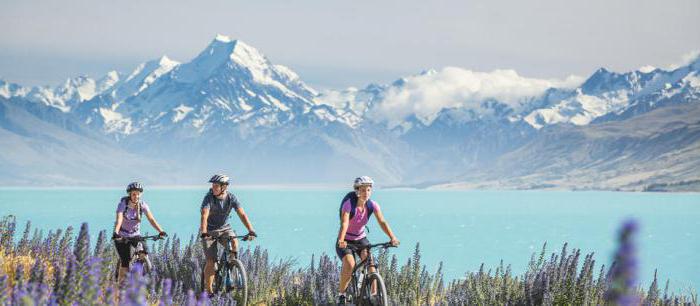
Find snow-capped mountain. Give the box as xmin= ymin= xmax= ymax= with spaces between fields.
xmin=523 ymin=57 xmax=700 ymax=128
xmin=0 ymin=73 xmax=120 ymax=113
xmin=87 ymin=35 xmax=349 ymax=139
xmin=1 ymin=35 xmax=698 ymax=189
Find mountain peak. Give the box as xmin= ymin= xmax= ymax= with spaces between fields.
xmin=174 ymin=37 xmax=273 ymax=84
xmin=214 ymin=34 xmax=233 ymax=43
xmin=158 ymin=55 xmax=178 ymax=67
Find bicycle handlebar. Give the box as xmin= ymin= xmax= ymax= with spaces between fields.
xmin=114 ymin=235 xmax=163 ymax=242
xmin=348 ymin=242 xmax=397 ymax=252
xmin=203 ymin=234 xmax=256 ymax=242
xmin=368 ymin=242 xmax=398 ymax=249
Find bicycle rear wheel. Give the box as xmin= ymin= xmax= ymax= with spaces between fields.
xmin=360 ymin=273 xmax=388 ymax=306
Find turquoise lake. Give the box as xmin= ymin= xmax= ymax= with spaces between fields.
xmin=1 ymin=188 xmax=698 ymax=292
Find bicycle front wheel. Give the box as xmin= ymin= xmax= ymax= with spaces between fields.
xmin=360 ymin=273 xmax=388 ymax=306
xmin=228 ymin=259 xmax=248 ymax=306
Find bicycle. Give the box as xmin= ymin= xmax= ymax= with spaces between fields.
xmin=345 ymin=242 xmax=397 ymax=306
xmin=202 ymin=233 xmax=253 ymax=305
xmin=113 ymin=234 xmax=163 ymax=276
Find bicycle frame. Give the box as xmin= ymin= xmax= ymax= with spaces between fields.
xmin=113 ymin=235 xmax=163 ymax=277
xmin=350 ymin=242 xmax=393 ymax=277
xmin=205 ymin=234 xmax=250 ymax=261
xmin=203 ymin=234 xmax=252 ymax=305
xmin=346 ymin=242 xmax=395 ymax=302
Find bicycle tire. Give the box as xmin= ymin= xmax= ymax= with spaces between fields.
xmin=359 ymin=273 xmax=388 ymax=306
xmin=346 ymin=273 xmax=361 ymax=305
xmin=213 ymin=259 xmax=225 ymax=293
xmin=229 ymin=259 xmax=248 ymax=306
xmin=133 ymin=258 xmax=150 ymax=276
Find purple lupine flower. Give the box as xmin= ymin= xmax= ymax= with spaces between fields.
xmin=160 ymin=278 xmax=173 ymax=306
xmin=74 ymin=222 xmax=91 ymax=264
xmin=186 ymin=289 xmax=196 ymax=306
xmin=605 ymin=219 xmax=641 ymax=306
xmin=198 ymin=291 xmax=210 ymax=306
xmin=104 ymin=285 xmax=116 ymax=306
xmin=124 ymin=263 xmax=149 ymax=305
xmin=80 ymin=257 xmax=103 ymax=304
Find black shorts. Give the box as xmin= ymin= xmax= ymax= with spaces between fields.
xmin=114 ymin=239 xmax=148 ymax=268
xmin=335 ymin=237 xmax=370 ymax=259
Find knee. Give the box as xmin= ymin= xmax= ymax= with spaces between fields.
xmin=342 ymin=255 xmax=355 ymax=269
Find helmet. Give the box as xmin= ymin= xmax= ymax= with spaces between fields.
xmin=126 ymin=182 xmax=144 ymax=193
xmin=353 ymin=176 xmax=374 ymax=189
xmin=208 ymin=174 xmax=230 ymax=185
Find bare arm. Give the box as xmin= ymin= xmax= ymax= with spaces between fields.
xmin=235 ymin=207 xmax=255 ymax=232
xmin=337 ymin=212 xmax=350 ymax=246
xmin=114 ymin=212 xmax=123 ymax=234
xmin=145 ymin=210 xmax=164 ymax=233
xmin=200 ymin=207 xmax=210 ymax=234
xmin=374 ymin=210 xmax=399 ymax=245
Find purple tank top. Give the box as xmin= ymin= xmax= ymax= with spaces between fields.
xmin=116 ymin=198 xmax=150 ymax=237
xmin=342 ymin=200 xmax=380 ymax=241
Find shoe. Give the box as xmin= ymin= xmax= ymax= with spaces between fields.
xmin=370 ymin=295 xmax=382 ymax=305
xmin=337 ymin=294 xmax=347 ymax=305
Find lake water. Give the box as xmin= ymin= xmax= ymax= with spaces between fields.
xmin=1 ymin=188 xmax=698 ymax=291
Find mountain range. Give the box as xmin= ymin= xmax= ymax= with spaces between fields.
xmin=1 ymin=34 xmax=698 ymax=191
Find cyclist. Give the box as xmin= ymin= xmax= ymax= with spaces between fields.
xmin=200 ymin=174 xmax=257 ymax=295
xmin=336 ymin=176 xmax=399 ymax=305
xmin=112 ymin=182 xmax=167 ymax=284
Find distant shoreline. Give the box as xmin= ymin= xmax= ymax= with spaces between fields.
xmin=1 ymin=183 xmax=698 ymax=193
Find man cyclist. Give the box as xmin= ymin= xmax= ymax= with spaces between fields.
xmin=112 ymin=182 xmax=167 ymax=284
xmin=336 ymin=176 xmax=399 ymax=305
xmin=200 ymin=174 xmax=257 ymax=295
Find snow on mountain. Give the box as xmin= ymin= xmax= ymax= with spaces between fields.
xmin=524 ymin=57 xmax=700 ymax=129
xmin=314 ymin=83 xmax=386 ymax=128
xmin=1 ymin=37 xmax=699 ymax=188
xmin=0 ymin=80 xmax=29 ymax=99
xmin=101 ymin=35 xmax=342 ymax=137
xmin=113 ymin=56 xmax=179 ymax=101
xmin=316 ymin=67 xmax=582 ymax=132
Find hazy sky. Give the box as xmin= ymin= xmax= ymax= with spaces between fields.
xmin=0 ymin=0 xmax=698 ymax=89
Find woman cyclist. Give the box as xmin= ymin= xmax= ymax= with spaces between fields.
xmin=336 ymin=176 xmax=399 ymax=305
xmin=112 ymin=182 xmax=167 ymax=283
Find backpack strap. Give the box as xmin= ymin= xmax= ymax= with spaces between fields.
xmin=121 ymin=197 xmax=142 ymax=221
xmin=366 ymin=200 xmax=375 ymax=219
xmin=340 ymin=192 xmax=357 ymax=220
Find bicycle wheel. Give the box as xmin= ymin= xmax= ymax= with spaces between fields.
xmin=213 ymin=259 xmax=226 ymax=293
xmin=346 ymin=274 xmax=360 ymax=305
xmin=228 ymin=259 xmax=248 ymax=306
xmin=133 ymin=258 xmax=150 ymax=276
xmin=360 ymin=273 xmax=388 ymax=306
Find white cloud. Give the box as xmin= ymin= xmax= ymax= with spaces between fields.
xmin=369 ymin=67 xmax=583 ymax=126
xmin=668 ymin=50 xmax=700 ymax=70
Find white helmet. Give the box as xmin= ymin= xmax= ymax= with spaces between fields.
xmin=353 ymin=176 xmax=374 ymax=189
xmin=208 ymin=174 xmax=230 ymax=185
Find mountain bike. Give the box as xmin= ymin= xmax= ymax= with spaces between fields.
xmin=203 ymin=234 xmax=253 ymax=305
xmin=113 ymin=234 xmax=163 ymax=276
xmin=346 ymin=242 xmax=396 ymax=306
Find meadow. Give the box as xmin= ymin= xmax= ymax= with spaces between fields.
xmin=1 ymin=215 xmax=697 ymax=305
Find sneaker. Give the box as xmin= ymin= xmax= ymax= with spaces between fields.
xmin=337 ymin=294 xmax=347 ymax=305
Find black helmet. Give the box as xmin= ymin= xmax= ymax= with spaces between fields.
xmin=208 ymin=174 xmax=230 ymax=185
xmin=126 ymin=182 xmax=144 ymax=193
